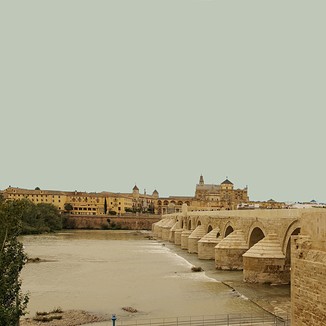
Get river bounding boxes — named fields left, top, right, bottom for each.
left=21, top=230, right=290, bottom=324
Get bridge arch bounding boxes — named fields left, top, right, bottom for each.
left=178, top=216, right=184, bottom=229
left=222, top=221, right=235, bottom=238
left=207, top=225, right=213, bottom=233
left=187, top=219, right=192, bottom=230
left=282, top=220, right=302, bottom=254
left=197, top=220, right=202, bottom=227
left=248, top=224, right=266, bottom=248
left=283, top=221, right=301, bottom=273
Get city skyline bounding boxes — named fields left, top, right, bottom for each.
left=1, top=1, right=325, bottom=203
left=1, top=174, right=323, bottom=204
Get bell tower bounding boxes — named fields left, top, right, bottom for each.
left=199, top=174, right=204, bottom=185
left=132, top=185, right=139, bottom=199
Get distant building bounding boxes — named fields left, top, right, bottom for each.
left=2, top=186, right=133, bottom=216
left=155, top=175, right=250, bottom=214
left=1, top=174, right=290, bottom=216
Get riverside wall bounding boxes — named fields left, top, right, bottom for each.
left=66, top=214, right=161, bottom=230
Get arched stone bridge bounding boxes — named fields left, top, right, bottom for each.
left=153, top=207, right=321, bottom=284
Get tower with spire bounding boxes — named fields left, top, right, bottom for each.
left=132, top=184, right=139, bottom=199
left=199, top=174, right=204, bottom=185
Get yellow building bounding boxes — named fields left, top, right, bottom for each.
left=104, top=192, right=133, bottom=215
left=2, top=187, right=133, bottom=216
left=3, top=187, right=67, bottom=210
left=2, top=175, right=285, bottom=217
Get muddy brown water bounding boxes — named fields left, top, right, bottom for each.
left=21, top=230, right=290, bottom=324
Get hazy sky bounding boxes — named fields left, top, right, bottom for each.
left=1, top=1, right=325, bottom=203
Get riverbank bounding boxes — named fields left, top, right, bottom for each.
left=160, top=240, right=291, bottom=321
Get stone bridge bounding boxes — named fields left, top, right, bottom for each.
left=152, top=206, right=322, bottom=284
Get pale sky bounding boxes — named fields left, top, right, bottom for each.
left=1, top=1, right=325, bottom=203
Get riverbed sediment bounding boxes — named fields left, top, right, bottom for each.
left=21, top=309, right=108, bottom=326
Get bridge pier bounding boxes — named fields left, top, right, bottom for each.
left=152, top=219, right=164, bottom=238
left=174, top=229, right=183, bottom=245
left=198, top=227, right=221, bottom=260
left=188, top=225, right=206, bottom=254
left=215, top=230, right=248, bottom=270
left=169, top=222, right=178, bottom=242
left=162, top=219, right=176, bottom=241
left=181, top=230, right=192, bottom=250
left=243, top=234, right=288, bottom=284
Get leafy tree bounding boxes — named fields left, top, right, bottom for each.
left=19, top=199, right=41, bottom=234
left=64, top=203, right=73, bottom=213
left=36, top=203, right=62, bottom=231
left=0, top=200, right=29, bottom=325
left=62, top=215, right=76, bottom=229
left=4, top=199, right=62, bottom=235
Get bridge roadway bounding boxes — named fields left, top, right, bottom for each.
left=153, top=207, right=323, bottom=284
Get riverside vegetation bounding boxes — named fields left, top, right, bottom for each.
left=0, top=195, right=64, bottom=325
left=0, top=195, right=137, bottom=325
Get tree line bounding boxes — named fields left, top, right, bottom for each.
left=0, top=196, right=63, bottom=235
left=0, top=195, right=29, bottom=324
left=0, top=195, right=64, bottom=324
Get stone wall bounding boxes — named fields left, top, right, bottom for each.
left=243, top=257, right=288, bottom=284
left=291, top=211, right=326, bottom=325
left=66, top=215, right=160, bottom=230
